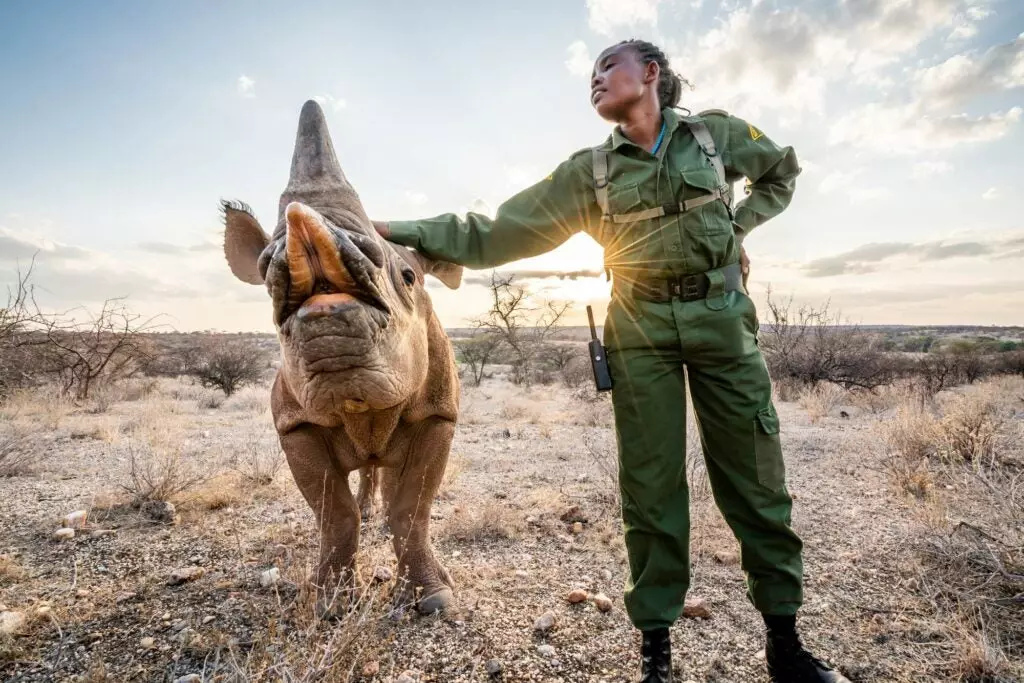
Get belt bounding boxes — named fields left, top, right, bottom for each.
left=624, top=263, right=744, bottom=303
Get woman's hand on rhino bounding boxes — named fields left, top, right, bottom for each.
left=371, top=221, right=391, bottom=239
left=740, top=246, right=750, bottom=287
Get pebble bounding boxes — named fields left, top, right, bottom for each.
left=537, top=644, right=556, bottom=657
left=567, top=588, right=588, bottom=604
left=713, top=550, right=740, bottom=566
left=141, top=500, right=177, bottom=523
left=560, top=505, right=587, bottom=523
left=76, top=589, right=90, bottom=598
left=0, top=611, right=26, bottom=635
left=601, top=569, right=613, bottom=581
left=485, top=659, right=502, bottom=675
left=167, top=566, right=205, bottom=586
left=592, top=593, right=613, bottom=612
left=173, top=675, right=201, bottom=683
left=260, top=567, right=281, bottom=588
left=373, top=566, right=393, bottom=583
left=533, top=610, right=556, bottom=633
left=35, top=605, right=51, bottom=617
left=89, top=529, right=116, bottom=538
left=53, top=527, right=75, bottom=541
left=161, top=612, right=171, bottom=621
left=140, top=636, right=156, bottom=649
left=362, top=659, right=380, bottom=676
left=396, top=671, right=418, bottom=683
left=570, top=522, right=584, bottom=534
left=202, top=615, right=216, bottom=625
left=62, top=510, right=88, bottom=528
left=683, top=596, right=712, bottom=619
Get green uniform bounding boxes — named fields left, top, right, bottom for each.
left=388, top=107, right=804, bottom=629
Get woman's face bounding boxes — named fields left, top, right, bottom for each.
left=590, top=45, right=657, bottom=122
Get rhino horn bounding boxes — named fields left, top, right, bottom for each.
left=278, top=100, right=368, bottom=229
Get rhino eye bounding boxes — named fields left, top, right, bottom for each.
left=401, top=268, right=416, bottom=286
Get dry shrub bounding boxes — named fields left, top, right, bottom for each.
left=0, top=554, right=26, bottom=584
left=440, top=501, right=523, bottom=542
left=229, top=433, right=284, bottom=486
left=882, top=406, right=940, bottom=497
left=849, top=382, right=915, bottom=415
left=197, top=390, right=225, bottom=410
left=185, top=472, right=246, bottom=511
left=936, top=392, right=1010, bottom=467
left=797, top=383, right=845, bottom=423
left=119, top=440, right=209, bottom=506
left=223, top=385, right=268, bottom=413
left=497, top=399, right=529, bottom=421
left=572, top=392, right=614, bottom=427
left=0, top=422, right=42, bottom=477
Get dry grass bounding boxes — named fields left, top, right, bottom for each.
left=879, top=376, right=1024, bottom=679
left=222, top=385, right=269, bottom=413
left=797, top=383, right=845, bottom=423
left=439, top=501, right=524, bottom=542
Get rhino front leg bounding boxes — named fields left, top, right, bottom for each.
left=387, top=417, right=455, bottom=615
left=356, top=466, right=379, bottom=520
left=280, top=426, right=360, bottom=617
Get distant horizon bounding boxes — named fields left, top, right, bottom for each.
left=1, top=1, right=1022, bottom=330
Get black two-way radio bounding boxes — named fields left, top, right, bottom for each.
left=587, top=305, right=613, bottom=392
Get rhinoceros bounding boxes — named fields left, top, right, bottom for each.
left=221, top=100, right=463, bottom=615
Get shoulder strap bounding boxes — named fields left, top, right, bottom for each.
left=686, top=119, right=733, bottom=218
left=591, top=148, right=610, bottom=218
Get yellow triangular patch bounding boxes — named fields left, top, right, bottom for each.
left=748, top=124, right=763, bottom=141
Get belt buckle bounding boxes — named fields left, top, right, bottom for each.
left=681, top=276, right=701, bottom=300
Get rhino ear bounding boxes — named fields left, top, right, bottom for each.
left=409, top=251, right=463, bottom=290
left=221, top=200, right=270, bottom=285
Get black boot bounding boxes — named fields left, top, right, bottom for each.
left=638, top=627, right=672, bottom=683
left=764, top=616, right=850, bottom=683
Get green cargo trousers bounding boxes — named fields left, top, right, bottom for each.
left=603, top=283, right=804, bottom=631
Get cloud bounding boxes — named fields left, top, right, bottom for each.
left=911, top=161, right=953, bottom=179
left=982, top=187, right=999, bottom=200
left=237, top=75, right=255, bottom=98
left=312, top=94, right=347, bottom=112
left=803, top=234, right=1024, bottom=277
left=404, top=191, right=428, bottom=206
left=828, top=33, right=1023, bottom=152
left=817, top=169, right=888, bottom=202
left=829, top=104, right=1022, bottom=153
left=0, top=227, right=94, bottom=262
left=136, top=241, right=220, bottom=255
left=915, top=33, right=1024, bottom=109
left=678, top=0, right=980, bottom=116
left=461, top=269, right=604, bottom=287
left=586, top=0, right=661, bottom=35
left=504, top=165, right=542, bottom=192
left=565, top=40, right=593, bottom=78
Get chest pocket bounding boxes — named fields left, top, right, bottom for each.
left=679, top=168, right=730, bottom=236
left=607, top=183, right=642, bottom=216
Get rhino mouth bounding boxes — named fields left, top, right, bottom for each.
left=275, top=202, right=391, bottom=328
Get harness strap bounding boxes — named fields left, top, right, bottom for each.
left=602, top=190, right=723, bottom=224
left=685, top=119, right=734, bottom=219
left=592, top=148, right=610, bottom=218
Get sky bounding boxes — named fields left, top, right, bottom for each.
left=1, top=0, right=1022, bottom=332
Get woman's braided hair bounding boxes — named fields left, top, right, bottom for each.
left=617, top=39, right=693, bottom=109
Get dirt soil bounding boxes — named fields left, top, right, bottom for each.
left=0, top=375, right=1017, bottom=682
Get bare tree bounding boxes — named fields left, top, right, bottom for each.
left=35, top=298, right=156, bottom=401
left=760, top=287, right=895, bottom=391
left=473, top=273, right=571, bottom=385
left=454, top=333, right=502, bottom=387
left=0, top=260, right=49, bottom=395
left=193, top=340, right=267, bottom=396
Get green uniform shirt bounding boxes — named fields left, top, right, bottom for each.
left=388, top=108, right=800, bottom=279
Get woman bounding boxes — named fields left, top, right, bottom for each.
left=374, top=40, right=849, bottom=683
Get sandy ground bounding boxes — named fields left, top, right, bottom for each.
left=0, top=373, right=1019, bottom=682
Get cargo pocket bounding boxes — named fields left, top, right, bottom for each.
left=753, top=406, right=785, bottom=491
